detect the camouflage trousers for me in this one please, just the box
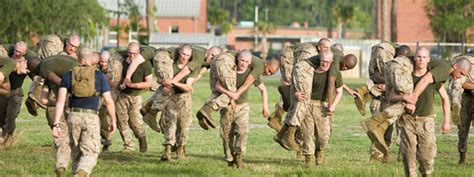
[457,94,474,154]
[45,92,71,170]
[399,114,436,177]
[162,93,192,146]
[449,76,467,125]
[220,103,250,162]
[116,93,145,150]
[206,52,236,110]
[98,91,119,146]
[278,45,295,84]
[300,100,332,155]
[0,88,23,137]
[67,112,100,174]
[150,50,175,112]
[284,60,314,127]
[369,96,395,157]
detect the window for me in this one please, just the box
[170,26,179,33]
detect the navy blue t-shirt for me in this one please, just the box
[60,70,111,111]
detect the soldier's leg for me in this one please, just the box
[150,50,174,112]
[176,93,192,159]
[398,114,418,177]
[68,112,82,173]
[127,96,147,152]
[76,113,101,175]
[267,99,285,132]
[417,116,436,176]
[457,94,472,164]
[232,103,250,169]
[50,107,71,171]
[142,91,162,133]
[300,103,316,167]
[0,95,8,138]
[161,95,178,160]
[369,97,381,116]
[1,89,22,144]
[115,94,135,151]
[219,107,234,164]
[314,102,331,165]
[449,77,467,125]
[98,105,112,150]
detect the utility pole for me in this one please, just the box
[264,7,269,21]
[254,2,259,47]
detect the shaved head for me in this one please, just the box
[78,46,95,64]
[453,56,472,75]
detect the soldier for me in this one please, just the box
[97,51,122,151]
[52,47,116,177]
[0,42,37,143]
[389,47,452,177]
[60,34,81,59]
[297,50,345,167]
[160,44,200,161]
[196,50,278,130]
[214,50,270,168]
[116,42,152,153]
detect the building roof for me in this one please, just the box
[98,0,201,18]
[149,33,226,47]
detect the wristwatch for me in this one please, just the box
[53,124,61,128]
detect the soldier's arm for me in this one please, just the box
[234,75,256,100]
[216,80,235,97]
[462,81,474,90]
[257,83,270,118]
[192,67,208,84]
[172,78,194,93]
[47,72,62,86]
[438,85,450,134]
[406,72,435,104]
[0,82,11,96]
[167,66,191,86]
[103,91,116,133]
[126,74,153,89]
[40,85,51,106]
[371,71,385,84]
[327,76,336,109]
[52,87,67,138]
[329,86,344,115]
[342,83,359,98]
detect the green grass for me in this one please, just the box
[1,75,474,176]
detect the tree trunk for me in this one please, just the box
[371,0,378,39]
[337,23,343,39]
[390,0,398,42]
[327,0,334,38]
[146,0,155,35]
[382,0,390,41]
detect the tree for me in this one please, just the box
[257,21,275,59]
[333,4,356,38]
[208,7,234,35]
[390,0,398,42]
[0,0,107,46]
[146,0,156,38]
[381,0,390,41]
[426,0,474,42]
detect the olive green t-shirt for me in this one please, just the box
[38,55,80,93]
[166,46,206,72]
[413,73,442,116]
[427,59,450,84]
[235,67,262,104]
[9,71,28,90]
[121,59,153,96]
[140,46,157,61]
[173,62,199,94]
[0,57,17,83]
[310,70,343,101]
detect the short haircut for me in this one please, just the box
[79,46,94,62]
[319,50,333,61]
[179,44,192,52]
[332,43,343,52]
[453,56,472,73]
[238,49,252,60]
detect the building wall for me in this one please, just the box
[396,0,435,42]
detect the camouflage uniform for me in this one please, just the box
[205,52,236,110]
[368,42,396,115]
[456,56,474,162]
[301,100,331,155]
[150,49,174,112]
[283,44,318,127]
[220,103,250,162]
[116,93,145,150]
[448,55,474,125]
[162,92,192,146]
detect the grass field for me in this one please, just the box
[0,75,473,176]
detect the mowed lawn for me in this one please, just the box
[0,74,473,176]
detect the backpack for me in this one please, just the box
[71,66,97,97]
[37,34,64,60]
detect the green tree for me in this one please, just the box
[0,0,107,46]
[333,4,356,38]
[208,7,234,35]
[426,0,474,42]
[257,21,275,59]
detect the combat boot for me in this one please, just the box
[140,99,153,116]
[315,150,325,165]
[73,169,87,177]
[364,112,390,160]
[353,85,370,116]
[25,97,39,116]
[138,137,148,153]
[296,148,304,160]
[459,152,468,165]
[369,152,382,162]
[55,167,65,177]
[176,145,185,160]
[233,154,244,169]
[143,109,161,133]
[274,124,300,151]
[267,106,284,131]
[196,103,215,129]
[304,155,315,168]
[161,145,172,161]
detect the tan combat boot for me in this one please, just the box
[459,152,468,165]
[143,109,161,133]
[196,103,215,129]
[161,145,172,161]
[176,145,185,160]
[296,148,304,160]
[369,152,382,162]
[274,124,300,151]
[138,136,148,153]
[267,106,285,132]
[25,97,39,116]
[304,155,315,168]
[140,98,153,116]
[55,167,65,177]
[315,150,325,165]
[73,169,87,177]
[353,85,370,116]
[364,112,390,162]
[233,154,244,169]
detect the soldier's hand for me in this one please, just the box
[108,122,116,134]
[295,91,307,101]
[403,94,417,104]
[441,120,450,134]
[230,99,237,110]
[375,84,385,92]
[405,103,416,114]
[52,127,61,138]
[228,92,240,100]
[262,108,270,118]
[350,90,361,98]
